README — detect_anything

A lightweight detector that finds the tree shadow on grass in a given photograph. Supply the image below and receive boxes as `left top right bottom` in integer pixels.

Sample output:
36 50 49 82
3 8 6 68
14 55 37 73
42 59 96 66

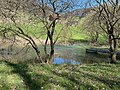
1 61 120 90
2 61 49 90
40 65 96 90
42 65 120 90
78 70 120 89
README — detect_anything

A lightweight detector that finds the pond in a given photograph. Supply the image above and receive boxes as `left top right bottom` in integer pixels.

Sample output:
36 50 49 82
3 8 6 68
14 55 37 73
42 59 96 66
52 45 110 64
0 44 110 64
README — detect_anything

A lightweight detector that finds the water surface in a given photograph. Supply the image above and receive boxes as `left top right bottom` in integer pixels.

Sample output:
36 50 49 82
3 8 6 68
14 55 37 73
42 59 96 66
52 45 110 64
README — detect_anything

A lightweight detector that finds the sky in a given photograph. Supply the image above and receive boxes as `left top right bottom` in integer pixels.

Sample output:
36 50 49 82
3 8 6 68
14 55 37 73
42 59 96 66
70 0 97 10
35 0 97 13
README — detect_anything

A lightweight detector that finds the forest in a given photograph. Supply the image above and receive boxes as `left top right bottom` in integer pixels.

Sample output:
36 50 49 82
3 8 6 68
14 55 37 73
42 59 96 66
0 0 120 90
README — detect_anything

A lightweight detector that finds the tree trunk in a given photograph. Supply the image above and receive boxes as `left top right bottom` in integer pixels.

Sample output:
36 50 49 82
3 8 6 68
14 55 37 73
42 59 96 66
109 35 118 63
44 40 54 64
31 43 43 63
46 19 56 64
95 31 99 42
49 43 54 63
45 30 55 64
47 35 54 64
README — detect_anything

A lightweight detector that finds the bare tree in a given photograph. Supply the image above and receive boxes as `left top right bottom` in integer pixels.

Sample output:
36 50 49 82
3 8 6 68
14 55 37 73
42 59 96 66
90 0 120 63
33 0 75 63
0 0 43 62
0 0 76 63
81 14 103 44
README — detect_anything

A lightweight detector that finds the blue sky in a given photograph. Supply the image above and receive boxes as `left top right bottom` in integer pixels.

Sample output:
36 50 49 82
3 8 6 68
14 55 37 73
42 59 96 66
35 0 97 12
70 0 97 10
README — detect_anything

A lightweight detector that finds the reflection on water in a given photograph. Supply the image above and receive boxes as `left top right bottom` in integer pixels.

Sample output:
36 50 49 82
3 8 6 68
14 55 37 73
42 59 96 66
53 57 80 64
52 45 110 64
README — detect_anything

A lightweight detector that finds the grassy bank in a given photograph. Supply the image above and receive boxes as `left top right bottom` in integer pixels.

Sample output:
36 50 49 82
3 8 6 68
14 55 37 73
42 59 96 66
0 61 120 90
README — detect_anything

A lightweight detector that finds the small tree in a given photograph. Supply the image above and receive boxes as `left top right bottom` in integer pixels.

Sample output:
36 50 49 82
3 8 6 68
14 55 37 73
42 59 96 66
81 14 102 44
33 0 75 63
0 0 43 62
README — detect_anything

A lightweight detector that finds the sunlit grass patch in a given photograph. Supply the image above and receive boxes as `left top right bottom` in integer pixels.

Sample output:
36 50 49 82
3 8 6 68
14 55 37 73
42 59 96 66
0 61 120 90
0 62 13 73
0 62 26 90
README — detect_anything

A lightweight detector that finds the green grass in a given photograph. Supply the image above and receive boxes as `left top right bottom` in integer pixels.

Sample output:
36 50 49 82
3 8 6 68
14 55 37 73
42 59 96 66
0 19 107 44
0 60 120 90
